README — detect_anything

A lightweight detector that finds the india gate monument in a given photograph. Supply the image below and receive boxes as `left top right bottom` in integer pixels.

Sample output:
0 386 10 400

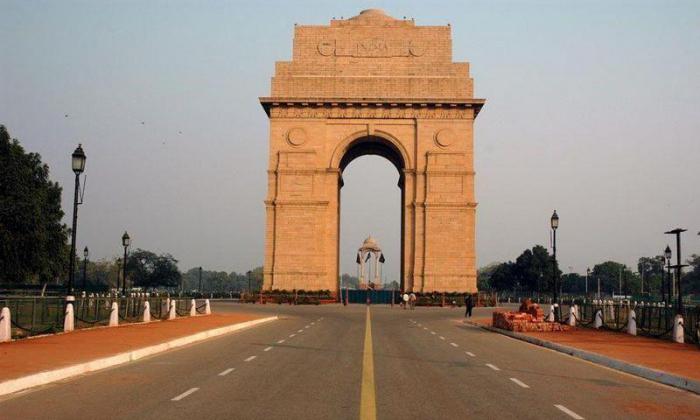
260 9 484 294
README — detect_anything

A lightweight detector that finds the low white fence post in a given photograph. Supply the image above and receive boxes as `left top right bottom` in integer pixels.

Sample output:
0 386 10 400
546 305 555 322
594 309 603 329
64 300 75 332
168 300 177 320
627 309 637 336
143 301 151 323
109 302 119 327
189 299 196 317
567 305 576 327
0 307 11 342
205 299 211 315
673 314 684 343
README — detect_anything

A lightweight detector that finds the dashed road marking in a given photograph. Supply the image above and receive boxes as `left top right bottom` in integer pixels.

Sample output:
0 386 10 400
509 377 529 388
423 327 428 330
289 334 296 338
277 339 285 344
297 329 303 333
439 336 445 340
311 322 315 325
485 363 500 371
555 405 584 419
450 342 458 347
430 331 436 335
171 387 199 401
218 368 235 376
264 346 273 352
305 325 310 328
244 356 257 362
466 351 476 357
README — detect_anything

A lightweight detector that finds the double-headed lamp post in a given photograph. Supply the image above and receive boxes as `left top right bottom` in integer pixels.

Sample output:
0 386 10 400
82 246 89 291
67 144 86 294
121 232 130 296
664 229 688 315
550 210 560 321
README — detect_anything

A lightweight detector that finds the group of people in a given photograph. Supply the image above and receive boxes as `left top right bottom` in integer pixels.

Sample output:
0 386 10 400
397 292 474 318
401 292 417 309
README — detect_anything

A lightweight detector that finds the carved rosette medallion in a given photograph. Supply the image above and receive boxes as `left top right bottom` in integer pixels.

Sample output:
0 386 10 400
317 40 335 56
286 128 308 147
435 128 456 148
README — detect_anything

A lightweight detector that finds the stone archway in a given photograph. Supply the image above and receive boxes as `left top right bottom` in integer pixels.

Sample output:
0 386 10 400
259 9 485 295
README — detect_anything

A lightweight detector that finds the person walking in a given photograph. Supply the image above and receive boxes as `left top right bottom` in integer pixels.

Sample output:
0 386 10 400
402 292 409 310
464 293 473 318
409 292 416 310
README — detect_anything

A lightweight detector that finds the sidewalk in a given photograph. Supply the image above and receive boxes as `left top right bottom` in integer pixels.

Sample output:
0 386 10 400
0 313 271 393
467 317 700 393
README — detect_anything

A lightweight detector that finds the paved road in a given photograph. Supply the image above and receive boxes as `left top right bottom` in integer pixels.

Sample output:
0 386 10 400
0 303 698 419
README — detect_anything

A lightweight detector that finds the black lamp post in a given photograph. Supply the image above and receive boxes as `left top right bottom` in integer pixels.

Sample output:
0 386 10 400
550 210 560 321
664 245 672 306
246 270 252 295
82 246 89 291
664 229 688 314
198 266 203 293
121 231 130 296
586 267 590 296
67 144 86 294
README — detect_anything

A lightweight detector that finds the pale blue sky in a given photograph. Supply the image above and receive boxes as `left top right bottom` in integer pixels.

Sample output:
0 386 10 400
1 1 699 282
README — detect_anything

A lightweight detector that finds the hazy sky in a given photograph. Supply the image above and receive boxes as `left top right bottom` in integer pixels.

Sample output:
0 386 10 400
2 0 699 282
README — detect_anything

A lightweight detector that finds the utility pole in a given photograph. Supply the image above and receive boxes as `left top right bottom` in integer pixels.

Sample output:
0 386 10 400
198 266 203 292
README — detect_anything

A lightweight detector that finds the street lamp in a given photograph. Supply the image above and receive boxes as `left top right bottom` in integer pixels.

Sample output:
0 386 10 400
550 210 560 321
664 229 688 314
121 231 130 295
664 245 672 306
82 246 89 291
246 270 252 296
586 267 590 296
67 144 86 294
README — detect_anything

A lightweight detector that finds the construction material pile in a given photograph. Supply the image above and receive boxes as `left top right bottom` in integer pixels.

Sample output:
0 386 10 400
492 299 565 332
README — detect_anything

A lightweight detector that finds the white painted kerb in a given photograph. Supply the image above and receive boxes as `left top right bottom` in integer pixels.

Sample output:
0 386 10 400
0 315 277 397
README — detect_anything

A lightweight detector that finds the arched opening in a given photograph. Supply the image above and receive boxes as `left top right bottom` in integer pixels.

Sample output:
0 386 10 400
337 136 406 291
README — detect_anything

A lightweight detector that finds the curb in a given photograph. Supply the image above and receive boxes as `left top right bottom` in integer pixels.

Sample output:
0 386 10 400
0 315 278 397
465 321 700 395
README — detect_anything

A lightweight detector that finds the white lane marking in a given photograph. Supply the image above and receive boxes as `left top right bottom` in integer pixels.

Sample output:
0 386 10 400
423 327 428 330
297 329 303 333
509 377 530 388
171 387 199 401
450 342 458 347
305 325 310 329
277 339 285 344
430 331 436 335
264 346 273 352
289 333 296 338
555 405 584 419
466 351 476 357
417 323 422 327
218 368 235 376
244 356 257 362
311 322 315 325
439 336 445 340
485 363 500 371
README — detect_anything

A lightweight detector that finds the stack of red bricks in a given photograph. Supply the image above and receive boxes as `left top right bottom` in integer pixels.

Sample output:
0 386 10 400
492 300 565 333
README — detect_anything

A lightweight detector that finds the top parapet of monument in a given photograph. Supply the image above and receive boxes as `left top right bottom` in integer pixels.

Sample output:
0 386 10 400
328 9 415 27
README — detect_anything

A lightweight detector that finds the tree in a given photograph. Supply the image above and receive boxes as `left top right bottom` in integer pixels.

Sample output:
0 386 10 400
341 273 360 289
683 254 700 295
126 249 181 288
0 125 69 284
591 261 635 296
477 262 501 291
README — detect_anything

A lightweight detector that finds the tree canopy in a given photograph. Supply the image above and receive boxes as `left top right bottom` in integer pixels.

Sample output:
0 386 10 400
0 125 69 284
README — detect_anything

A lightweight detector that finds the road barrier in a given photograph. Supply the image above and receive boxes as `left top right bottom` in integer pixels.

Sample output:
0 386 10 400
0 295 213 340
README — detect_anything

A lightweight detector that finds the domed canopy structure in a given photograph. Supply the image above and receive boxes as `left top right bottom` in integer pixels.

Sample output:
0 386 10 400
359 236 382 252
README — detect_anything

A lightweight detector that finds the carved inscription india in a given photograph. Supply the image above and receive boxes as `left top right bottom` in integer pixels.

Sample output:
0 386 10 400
318 38 425 57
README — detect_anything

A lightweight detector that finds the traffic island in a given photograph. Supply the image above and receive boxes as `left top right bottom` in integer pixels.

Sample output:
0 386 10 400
0 313 277 397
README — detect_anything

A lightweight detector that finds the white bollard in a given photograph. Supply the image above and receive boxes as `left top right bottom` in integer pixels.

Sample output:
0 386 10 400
143 301 151 323
64 302 75 332
594 309 603 329
109 302 119 326
168 300 177 320
0 307 11 342
205 299 211 315
547 305 555 322
568 306 576 327
190 299 196 317
165 298 171 314
673 315 684 344
627 309 637 336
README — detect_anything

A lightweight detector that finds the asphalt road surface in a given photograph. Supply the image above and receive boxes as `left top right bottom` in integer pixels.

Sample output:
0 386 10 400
0 303 698 419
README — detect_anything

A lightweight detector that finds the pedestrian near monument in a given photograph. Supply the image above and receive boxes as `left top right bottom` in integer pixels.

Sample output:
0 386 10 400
402 293 409 310
465 294 473 318
409 292 416 310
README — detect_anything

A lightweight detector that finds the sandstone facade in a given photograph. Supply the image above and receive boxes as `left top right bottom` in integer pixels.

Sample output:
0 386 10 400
260 9 485 293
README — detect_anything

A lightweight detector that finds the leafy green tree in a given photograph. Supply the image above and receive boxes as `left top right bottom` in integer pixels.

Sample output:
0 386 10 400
683 254 700 295
0 125 69 284
477 262 501 291
126 249 181 288
341 273 360 289
591 261 635 296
